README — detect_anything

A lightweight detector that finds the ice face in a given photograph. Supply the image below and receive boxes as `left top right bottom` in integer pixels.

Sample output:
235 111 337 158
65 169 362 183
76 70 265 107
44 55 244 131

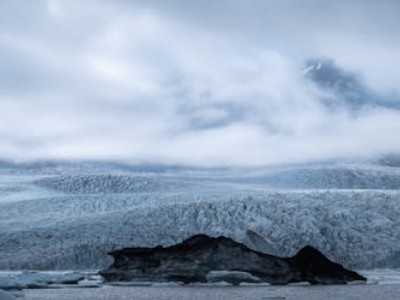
0 162 400 270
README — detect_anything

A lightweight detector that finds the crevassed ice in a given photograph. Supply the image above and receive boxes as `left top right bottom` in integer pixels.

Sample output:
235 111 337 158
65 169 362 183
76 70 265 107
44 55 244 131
1 189 400 270
1 163 400 270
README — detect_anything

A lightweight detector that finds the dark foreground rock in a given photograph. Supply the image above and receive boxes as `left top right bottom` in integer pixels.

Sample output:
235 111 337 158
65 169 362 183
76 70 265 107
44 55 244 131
100 235 366 285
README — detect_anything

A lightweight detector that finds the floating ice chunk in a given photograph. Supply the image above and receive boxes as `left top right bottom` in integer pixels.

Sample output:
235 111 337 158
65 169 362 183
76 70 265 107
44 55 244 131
19 271 84 285
361 269 400 285
206 271 263 285
151 282 183 287
0 271 85 290
0 276 46 290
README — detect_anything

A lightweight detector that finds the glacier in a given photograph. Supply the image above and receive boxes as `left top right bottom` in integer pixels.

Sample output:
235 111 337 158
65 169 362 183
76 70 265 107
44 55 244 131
0 162 400 270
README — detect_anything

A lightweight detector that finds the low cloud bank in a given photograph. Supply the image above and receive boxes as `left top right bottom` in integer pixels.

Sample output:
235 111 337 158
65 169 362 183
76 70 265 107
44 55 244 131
0 0 399 166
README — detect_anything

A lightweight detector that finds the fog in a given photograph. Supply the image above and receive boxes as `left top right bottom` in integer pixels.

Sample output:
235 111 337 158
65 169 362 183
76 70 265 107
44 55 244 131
0 0 399 166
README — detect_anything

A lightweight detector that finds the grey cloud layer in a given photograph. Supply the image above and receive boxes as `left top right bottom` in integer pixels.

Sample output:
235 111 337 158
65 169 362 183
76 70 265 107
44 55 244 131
0 0 399 166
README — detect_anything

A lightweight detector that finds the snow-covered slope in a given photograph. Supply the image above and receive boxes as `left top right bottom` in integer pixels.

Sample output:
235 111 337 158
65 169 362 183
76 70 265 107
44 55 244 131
0 162 399 270
304 59 400 110
225 164 400 189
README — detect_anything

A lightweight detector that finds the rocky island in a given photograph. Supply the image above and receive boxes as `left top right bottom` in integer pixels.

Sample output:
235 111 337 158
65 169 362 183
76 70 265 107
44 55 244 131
100 234 366 285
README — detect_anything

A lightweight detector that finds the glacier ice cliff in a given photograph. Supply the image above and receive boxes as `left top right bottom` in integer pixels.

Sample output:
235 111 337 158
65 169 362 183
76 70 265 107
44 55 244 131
0 163 399 270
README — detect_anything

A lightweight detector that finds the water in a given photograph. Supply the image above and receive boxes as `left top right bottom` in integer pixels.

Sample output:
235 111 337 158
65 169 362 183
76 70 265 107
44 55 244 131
24 284 400 300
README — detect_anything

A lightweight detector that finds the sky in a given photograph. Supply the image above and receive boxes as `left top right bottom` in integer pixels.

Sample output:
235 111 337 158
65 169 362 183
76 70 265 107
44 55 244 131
0 0 399 166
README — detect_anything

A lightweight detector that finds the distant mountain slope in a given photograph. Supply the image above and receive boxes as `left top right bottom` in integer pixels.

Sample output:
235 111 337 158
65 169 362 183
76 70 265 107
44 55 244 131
305 59 400 110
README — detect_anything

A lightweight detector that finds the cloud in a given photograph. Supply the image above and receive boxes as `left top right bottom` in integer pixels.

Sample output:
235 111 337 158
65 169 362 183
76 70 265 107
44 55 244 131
0 0 399 166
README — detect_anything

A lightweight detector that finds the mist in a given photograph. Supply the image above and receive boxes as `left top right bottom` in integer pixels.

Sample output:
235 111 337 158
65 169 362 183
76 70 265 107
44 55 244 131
0 0 399 166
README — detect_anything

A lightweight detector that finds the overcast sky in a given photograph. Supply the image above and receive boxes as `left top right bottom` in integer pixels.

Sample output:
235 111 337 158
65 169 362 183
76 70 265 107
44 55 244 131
0 0 399 166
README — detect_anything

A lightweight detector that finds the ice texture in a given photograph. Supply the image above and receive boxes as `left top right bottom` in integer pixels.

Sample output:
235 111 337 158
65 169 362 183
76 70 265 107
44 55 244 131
206 271 263 285
0 271 84 290
34 175 164 194
0 162 400 270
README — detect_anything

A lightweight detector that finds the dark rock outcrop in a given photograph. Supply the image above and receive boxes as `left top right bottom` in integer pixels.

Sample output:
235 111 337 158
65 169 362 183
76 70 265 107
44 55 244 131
99 235 366 285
